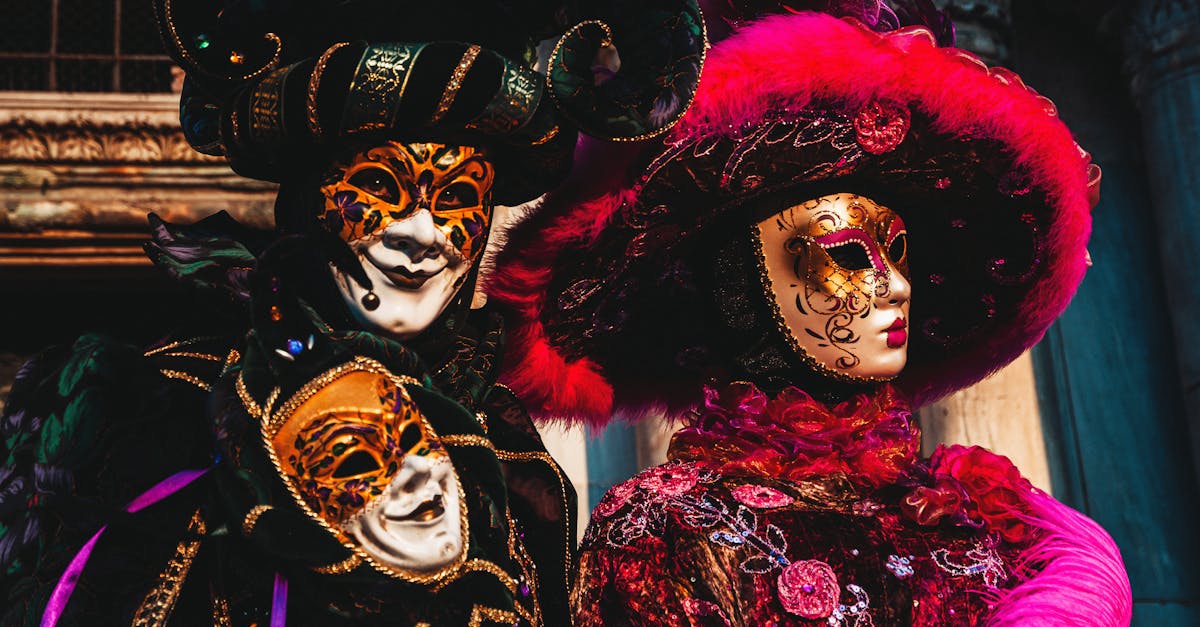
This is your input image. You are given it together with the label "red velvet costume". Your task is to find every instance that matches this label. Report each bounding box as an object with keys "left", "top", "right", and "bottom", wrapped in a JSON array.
[
  {"left": 489, "top": 6, "right": 1132, "bottom": 626},
  {"left": 574, "top": 384, "right": 1037, "bottom": 625}
]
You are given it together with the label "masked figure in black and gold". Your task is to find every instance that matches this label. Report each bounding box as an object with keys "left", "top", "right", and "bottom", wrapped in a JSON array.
[{"left": 0, "top": 1, "right": 705, "bottom": 625}]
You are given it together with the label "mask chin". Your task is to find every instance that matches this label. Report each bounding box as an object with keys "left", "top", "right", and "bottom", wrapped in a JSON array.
[
  {"left": 332, "top": 240, "right": 475, "bottom": 341},
  {"left": 342, "top": 456, "right": 465, "bottom": 574}
]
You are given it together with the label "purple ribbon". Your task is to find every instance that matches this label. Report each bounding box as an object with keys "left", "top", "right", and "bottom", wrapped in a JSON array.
[
  {"left": 40, "top": 467, "right": 211, "bottom": 627},
  {"left": 272, "top": 572, "right": 288, "bottom": 627}
]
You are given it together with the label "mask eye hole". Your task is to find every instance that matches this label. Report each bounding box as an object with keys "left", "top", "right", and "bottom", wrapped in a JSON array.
[
  {"left": 888, "top": 232, "right": 907, "bottom": 265},
  {"left": 332, "top": 450, "right": 381, "bottom": 478},
  {"left": 399, "top": 422, "right": 423, "bottom": 452},
  {"left": 348, "top": 166, "right": 400, "bottom": 204},
  {"left": 824, "top": 242, "right": 873, "bottom": 271},
  {"left": 437, "top": 182, "right": 479, "bottom": 210}
]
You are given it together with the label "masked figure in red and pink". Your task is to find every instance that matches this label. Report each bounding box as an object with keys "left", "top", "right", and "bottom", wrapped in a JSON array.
[{"left": 490, "top": 3, "right": 1131, "bottom": 625}]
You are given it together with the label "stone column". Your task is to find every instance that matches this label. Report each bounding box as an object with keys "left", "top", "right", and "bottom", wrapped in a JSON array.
[{"left": 1125, "top": 0, "right": 1200, "bottom": 483}]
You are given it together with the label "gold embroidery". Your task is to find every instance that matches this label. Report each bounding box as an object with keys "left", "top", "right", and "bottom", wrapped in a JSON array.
[
  {"left": 494, "top": 449, "right": 575, "bottom": 601},
  {"left": 236, "top": 370, "right": 280, "bottom": 421},
  {"left": 159, "top": 369, "right": 212, "bottom": 392},
  {"left": 442, "top": 434, "right": 495, "bottom": 450},
  {"left": 307, "top": 42, "right": 351, "bottom": 141},
  {"left": 144, "top": 336, "right": 221, "bottom": 357},
  {"left": 430, "top": 45, "right": 481, "bottom": 126},
  {"left": 220, "top": 349, "right": 241, "bottom": 377},
  {"left": 131, "top": 509, "right": 206, "bottom": 627},
  {"left": 160, "top": 351, "right": 223, "bottom": 362},
  {"left": 311, "top": 552, "right": 364, "bottom": 575},
  {"left": 469, "top": 605, "right": 519, "bottom": 627},
  {"left": 343, "top": 43, "right": 426, "bottom": 133},
  {"left": 250, "top": 66, "right": 288, "bottom": 145},
  {"left": 211, "top": 590, "right": 232, "bottom": 627},
  {"left": 505, "top": 509, "right": 542, "bottom": 625},
  {"left": 241, "top": 504, "right": 273, "bottom": 537}
]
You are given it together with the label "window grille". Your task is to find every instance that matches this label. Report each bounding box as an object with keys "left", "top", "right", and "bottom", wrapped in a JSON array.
[{"left": 0, "top": 0, "right": 175, "bottom": 92}]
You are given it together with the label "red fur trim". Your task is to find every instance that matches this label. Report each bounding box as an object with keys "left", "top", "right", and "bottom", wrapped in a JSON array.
[{"left": 490, "top": 185, "right": 636, "bottom": 424}]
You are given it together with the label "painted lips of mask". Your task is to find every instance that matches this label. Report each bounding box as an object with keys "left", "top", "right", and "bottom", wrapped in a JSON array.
[{"left": 755, "top": 192, "right": 912, "bottom": 381}]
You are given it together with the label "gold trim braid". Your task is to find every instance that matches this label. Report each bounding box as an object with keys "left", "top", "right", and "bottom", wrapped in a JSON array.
[
  {"left": 241, "top": 504, "right": 273, "bottom": 537},
  {"left": 429, "top": 45, "right": 481, "bottom": 126},
  {"left": 307, "top": 42, "right": 351, "bottom": 141},
  {"left": 131, "top": 509, "right": 206, "bottom": 627},
  {"left": 342, "top": 43, "right": 426, "bottom": 134},
  {"left": 159, "top": 369, "right": 212, "bottom": 392}
]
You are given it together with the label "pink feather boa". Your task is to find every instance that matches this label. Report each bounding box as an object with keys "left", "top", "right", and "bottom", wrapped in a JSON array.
[{"left": 988, "top": 490, "right": 1133, "bottom": 626}]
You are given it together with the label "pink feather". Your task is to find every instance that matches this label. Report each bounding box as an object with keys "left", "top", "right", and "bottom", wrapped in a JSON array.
[{"left": 987, "top": 490, "right": 1132, "bottom": 626}]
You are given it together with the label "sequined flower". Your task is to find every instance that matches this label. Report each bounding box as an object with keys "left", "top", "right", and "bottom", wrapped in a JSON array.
[
  {"left": 853, "top": 99, "right": 911, "bottom": 155},
  {"left": 732, "top": 484, "right": 792, "bottom": 509},
  {"left": 594, "top": 478, "right": 638, "bottom": 518},
  {"left": 777, "top": 559, "right": 840, "bottom": 619},
  {"left": 637, "top": 463, "right": 700, "bottom": 496}
]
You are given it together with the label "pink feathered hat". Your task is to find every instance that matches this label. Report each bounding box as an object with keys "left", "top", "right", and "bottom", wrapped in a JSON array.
[{"left": 489, "top": 11, "right": 1099, "bottom": 426}]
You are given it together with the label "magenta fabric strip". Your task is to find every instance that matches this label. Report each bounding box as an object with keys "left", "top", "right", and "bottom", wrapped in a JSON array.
[
  {"left": 125, "top": 468, "right": 211, "bottom": 513},
  {"left": 272, "top": 572, "right": 289, "bottom": 627},
  {"left": 40, "top": 466, "right": 211, "bottom": 627},
  {"left": 39, "top": 526, "right": 105, "bottom": 627}
]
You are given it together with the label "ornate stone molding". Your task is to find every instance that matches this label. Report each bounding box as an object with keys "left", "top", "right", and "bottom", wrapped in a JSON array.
[
  {"left": 0, "top": 92, "right": 276, "bottom": 270},
  {"left": 1124, "top": 0, "right": 1200, "bottom": 99},
  {"left": 0, "top": 92, "right": 220, "bottom": 163}
]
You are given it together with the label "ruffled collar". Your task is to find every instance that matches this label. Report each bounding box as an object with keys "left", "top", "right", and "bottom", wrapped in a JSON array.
[{"left": 667, "top": 381, "right": 920, "bottom": 489}]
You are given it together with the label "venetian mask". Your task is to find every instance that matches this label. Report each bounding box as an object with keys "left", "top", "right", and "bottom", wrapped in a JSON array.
[
  {"left": 754, "top": 193, "right": 911, "bottom": 381},
  {"left": 320, "top": 142, "right": 496, "bottom": 339},
  {"left": 267, "top": 362, "right": 467, "bottom": 577}
]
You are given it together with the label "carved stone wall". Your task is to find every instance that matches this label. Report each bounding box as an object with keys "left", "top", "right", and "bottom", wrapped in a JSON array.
[{"left": 0, "top": 91, "right": 277, "bottom": 399}]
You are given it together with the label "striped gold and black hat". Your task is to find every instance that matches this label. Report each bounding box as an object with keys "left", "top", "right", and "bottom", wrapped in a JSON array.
[{"left": 154, "top": 0, "right": 707, "bottom": 204}]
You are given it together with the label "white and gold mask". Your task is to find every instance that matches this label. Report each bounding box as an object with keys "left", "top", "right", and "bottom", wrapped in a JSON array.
[{"left": 755, "top": 193, "right": 911, "bottom": 381}]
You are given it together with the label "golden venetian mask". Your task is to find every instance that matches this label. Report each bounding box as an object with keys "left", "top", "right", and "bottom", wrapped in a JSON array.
[
  {"left": 265, "top": 359, "right": 468, "bottom": 579},
  {"left": 755, "top": 193, "right": 912, "bottom": 381}
]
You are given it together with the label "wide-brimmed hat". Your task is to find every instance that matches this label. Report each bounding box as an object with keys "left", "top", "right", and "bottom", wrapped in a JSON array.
[
  {"left": 154, "top": 0, "right": 706, "bottom": 205},
  {"left": 489, "top": 11, "right": 1099, "bottom": 425}
]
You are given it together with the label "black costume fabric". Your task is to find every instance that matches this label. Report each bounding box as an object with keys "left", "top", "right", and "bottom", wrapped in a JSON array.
[{"left": 0, "top": 216, "right": 575, "bottom": 626}]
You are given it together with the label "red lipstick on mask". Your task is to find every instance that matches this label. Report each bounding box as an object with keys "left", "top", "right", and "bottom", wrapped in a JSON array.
[{"left": 886, "top": 317, "right": 908, "bottom": 348}]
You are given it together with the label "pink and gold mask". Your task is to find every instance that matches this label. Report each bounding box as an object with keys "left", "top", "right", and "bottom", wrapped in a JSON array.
[
  {"left": 267, "top": 361, "right": 467, "bottom": 577},
  {"left": 318, "top": 142, "right": 495, "bottom": 262},
  {"left": 755, "top": 193, "right": 912, "bottom": 381}
]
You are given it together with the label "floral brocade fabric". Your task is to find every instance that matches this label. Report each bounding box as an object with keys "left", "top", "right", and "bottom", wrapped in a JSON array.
[{"left": 571, "top": 383, "right": 1038, "bottom": 626}]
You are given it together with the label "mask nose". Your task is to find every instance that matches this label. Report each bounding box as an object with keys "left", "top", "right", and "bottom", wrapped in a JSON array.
[
  {"left": 381, "top": 210, "right": 441, "bottom": 262},
  {"left": 878, "top": 261, "right": 911, "bottom": 307},
  {"left": 381, "top": 455, "right": 436, "bottom": 517}
]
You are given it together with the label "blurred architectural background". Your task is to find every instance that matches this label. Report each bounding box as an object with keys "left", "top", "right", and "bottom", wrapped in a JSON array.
[{"left": 1, "top": 1, "right": 1198, "bottom": 624}]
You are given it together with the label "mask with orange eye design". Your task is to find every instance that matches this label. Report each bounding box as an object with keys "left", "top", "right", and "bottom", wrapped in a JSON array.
[
  {"left": 268, "top": 363, "right": 467, "bottom": 578},
  {"left": 755, "top": 193, "right": 912, "bottom": 381},
  {"left": 320, "top": 142, "right": 497, "bottom": 340},
  {"left": 319, "top": 142, "right": 495, "bottom": 261}
]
